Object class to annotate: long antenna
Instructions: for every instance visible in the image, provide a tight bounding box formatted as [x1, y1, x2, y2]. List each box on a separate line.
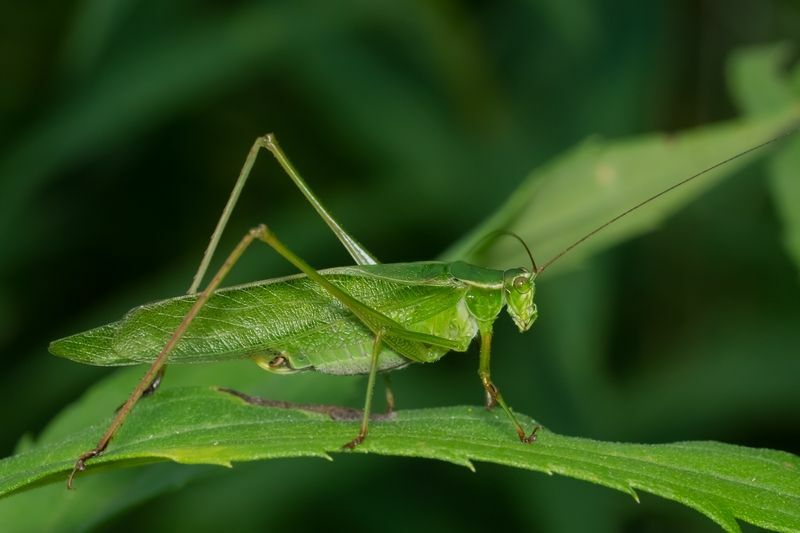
[470, 230, 538, 272]
[536, 123, 799, 274]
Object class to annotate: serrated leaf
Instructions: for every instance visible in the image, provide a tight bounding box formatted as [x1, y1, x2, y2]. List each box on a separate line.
[1, 387, 798, 533]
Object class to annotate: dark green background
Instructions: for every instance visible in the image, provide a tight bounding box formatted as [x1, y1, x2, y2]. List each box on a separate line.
[1, 1, 799, 531]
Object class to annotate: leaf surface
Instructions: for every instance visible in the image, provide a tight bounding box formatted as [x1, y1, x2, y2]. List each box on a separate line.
[1, 387, 798, 533]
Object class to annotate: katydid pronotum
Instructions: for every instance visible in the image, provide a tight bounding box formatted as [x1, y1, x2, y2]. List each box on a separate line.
[50, 128, 796, 489]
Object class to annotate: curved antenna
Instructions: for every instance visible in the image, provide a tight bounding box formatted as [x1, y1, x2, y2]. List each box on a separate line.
[468, 230, 538, 273]
[537, 123, 799, 274]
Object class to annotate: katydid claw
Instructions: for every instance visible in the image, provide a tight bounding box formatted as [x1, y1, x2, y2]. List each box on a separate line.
[343, 434, 365, 450]
[67, 449, 101, 489]
[521, 425, 540, 444]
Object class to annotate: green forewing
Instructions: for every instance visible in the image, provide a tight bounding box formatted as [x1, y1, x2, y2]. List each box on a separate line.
[49, 263, 478, 375]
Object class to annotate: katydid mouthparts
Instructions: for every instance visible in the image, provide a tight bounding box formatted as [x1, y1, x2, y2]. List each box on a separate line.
[49, 125, 797, 489]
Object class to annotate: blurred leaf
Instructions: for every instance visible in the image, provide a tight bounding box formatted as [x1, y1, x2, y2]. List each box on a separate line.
[726, 43, 800, 274]
[0, 464, 213, 532]
[58, 0, 137, 79]
[442, 110, 800, 275]
[1, 387, 798, 533]
[727, 43, 796, 117]
[613, 314, 800, 438]
[0, 0, 378, 248]
[769, 137, 800, 274]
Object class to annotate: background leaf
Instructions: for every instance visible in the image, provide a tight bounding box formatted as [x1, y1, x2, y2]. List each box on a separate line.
[443, 110, 799, 272]
[727, 43, 800, 274]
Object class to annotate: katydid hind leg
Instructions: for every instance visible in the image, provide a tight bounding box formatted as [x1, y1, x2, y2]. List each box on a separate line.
[191, 134, 377, 294]
[141, 366, 166, 398]
[477, 323, 539, 444]
[67, 226, 270, 488]
[263, 135, 378, 266]
[113, 365, 165, 413]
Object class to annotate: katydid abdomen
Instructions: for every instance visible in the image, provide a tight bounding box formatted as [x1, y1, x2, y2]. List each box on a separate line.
[50, 262, 481, 375]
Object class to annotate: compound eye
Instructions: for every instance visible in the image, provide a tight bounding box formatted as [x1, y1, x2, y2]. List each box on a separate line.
[513, 276, 530, 293]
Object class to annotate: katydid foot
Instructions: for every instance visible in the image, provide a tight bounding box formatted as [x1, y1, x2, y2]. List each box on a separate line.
[67, 447, 104, 490]
[481, 377, 539, 443]
[343, 431, 366, 450]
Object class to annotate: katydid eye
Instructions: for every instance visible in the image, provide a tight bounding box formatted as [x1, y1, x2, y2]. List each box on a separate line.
[513, 276, 530, 293]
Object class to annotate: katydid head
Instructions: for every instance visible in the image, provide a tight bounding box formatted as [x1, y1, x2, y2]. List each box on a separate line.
[466, 230, 540, 331]
[503, 268, 538, 332]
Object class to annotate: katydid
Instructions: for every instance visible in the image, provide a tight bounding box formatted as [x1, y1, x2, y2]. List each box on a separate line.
[49, 128, 796, 489]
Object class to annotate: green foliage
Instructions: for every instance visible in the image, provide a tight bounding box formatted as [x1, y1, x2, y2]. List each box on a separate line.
[2, 387, 799, 533]
[445, 111, 798, 272]
[3, 104, 799, 531]
[727, 43, 800, 275]
[3, 2, 800, 531]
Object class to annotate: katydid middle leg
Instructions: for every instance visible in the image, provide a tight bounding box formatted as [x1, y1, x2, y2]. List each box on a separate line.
[343, 331, 385, 449]
[141, 366, 166, 398]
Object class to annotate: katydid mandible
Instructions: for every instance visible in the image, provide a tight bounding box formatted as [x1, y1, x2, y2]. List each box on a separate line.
[50, 128, 796, 489]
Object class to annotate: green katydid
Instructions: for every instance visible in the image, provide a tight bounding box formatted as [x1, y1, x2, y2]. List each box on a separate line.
[49, 128, 796, 489]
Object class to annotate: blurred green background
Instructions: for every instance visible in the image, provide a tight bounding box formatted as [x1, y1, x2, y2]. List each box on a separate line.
[1, 1, 799, 531]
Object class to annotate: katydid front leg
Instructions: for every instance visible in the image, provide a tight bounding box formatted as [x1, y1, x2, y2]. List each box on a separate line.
[477, 322, 539, 443]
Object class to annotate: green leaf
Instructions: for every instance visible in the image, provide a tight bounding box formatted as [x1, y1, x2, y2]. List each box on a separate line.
[5, 61, 799, 531]
[442, 109, 800, 273]
[1, 386, 798, 533]
[726, 43, 796, 117]
[769, 137, 800, 274]
[4, 108, 798, 532]
[0, 464, 212, 532]
[726, 43, 800, 275]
